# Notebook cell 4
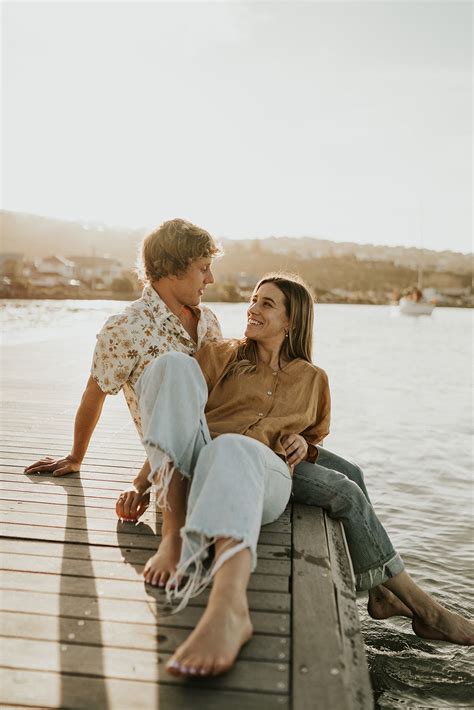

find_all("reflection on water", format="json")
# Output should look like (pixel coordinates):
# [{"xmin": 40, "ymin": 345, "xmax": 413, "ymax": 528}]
[{"xmin": 2, "ymin": 299, "xmax": 473, "ymax": 707}]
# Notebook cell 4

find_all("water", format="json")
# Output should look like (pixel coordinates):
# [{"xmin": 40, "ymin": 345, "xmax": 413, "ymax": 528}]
[{"xmin": 2, "ymin": 299, "xmax": 473, "ymax": 707}]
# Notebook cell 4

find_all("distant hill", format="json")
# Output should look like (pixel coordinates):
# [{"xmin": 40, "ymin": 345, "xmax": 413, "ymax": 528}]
[
  {"xmin": 1, "ymin": 209, "xmax": 472, "ymax": 276},
  {"xmin": 1, "ymin": 210, "xmax": 145, "ymax": 265}
]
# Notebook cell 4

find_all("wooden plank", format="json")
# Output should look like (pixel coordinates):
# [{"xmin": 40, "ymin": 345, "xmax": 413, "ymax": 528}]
[
  {"xmin": 0, "ymin": 538, "xmax": 291, "ymax": 577},
  {"xmin": 0, "ymin": 554, "xmax": 289, "ymax": 592},
  {"xmin": 0, "ymin": 570, "xmax": 291, "ymax": 612},
  {"xmin": 0, "ymin": 589, "xmax": 291, "ymax": 636},
  {"xmin": 0, "ymin": 471, "xmax": 135, "ymax": 490},
  {"xmin": 0, "ymin": 611, "xmax": 291, "ymax": 662},
  {"xmin": 1, "ymin": 447, "xmax": 144, "ymax": 464},
  {"xmin": 0, "ymin": 637, "xmax": 290, "ymax": 693},
  {"xmin": 0, "ymin": 431, "xmax": 144, "ymax": 449},
  {"xmin": 0, "ymin": 498, "xmax": 291, "ymax": 533},
  {"xmin": 0, "ymin": 509, "xmax": 291, "ymax": 545},
  {"xmin": 1, "ymin": 455, "xmax": 144, "ymax": 473},
  {"xmin": 325, "ymin": 517, "xmax": 373, "ymax": 709},
  {"xmin": 0, "ymin": 668, "xmax": 290, "ymax": 710},
  {"xmin": 0, "ymin": 480, "xmax": 133, "ymax": 500},
  {"xmin": 292, "ymin": 504, "xmax": 350, "ymax": 710},
  {"xmin": 0, "ymin": 524, "xmax": 291, "ymax": 561}
]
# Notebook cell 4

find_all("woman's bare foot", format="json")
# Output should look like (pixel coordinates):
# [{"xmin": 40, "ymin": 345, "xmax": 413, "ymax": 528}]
[
  {"xmin": 166, "ymin": 592, "xmax": 253, "ymax": 677},
  {"xmin": 412, "ymin": 607, "xmax": 474, "ymax": 645},
  {"xmin": 143, "ymin": 533, "xmax": 182, "ymax": 587},
  {"xmin": 367, "ymin": 585, "xmax": 413, "ymax": 620}
]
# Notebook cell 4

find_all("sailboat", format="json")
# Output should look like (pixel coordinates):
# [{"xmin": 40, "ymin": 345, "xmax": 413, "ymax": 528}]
[
  {"xmin": 398, "ymin": 292, "xmax": 435, "ymax": 316},
  {"xmin": 396, "ymin": 204, "xmax": 436, "ymax": 317}
]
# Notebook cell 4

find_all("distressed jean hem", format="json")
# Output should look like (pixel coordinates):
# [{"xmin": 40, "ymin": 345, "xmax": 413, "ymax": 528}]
[
  {"xmin": 165, "ymin": 529, "xmax": 254, "ymax": 614},
  {"xmin": 354, "ymin": 552, "xmax": 405, "ymax": 591}
]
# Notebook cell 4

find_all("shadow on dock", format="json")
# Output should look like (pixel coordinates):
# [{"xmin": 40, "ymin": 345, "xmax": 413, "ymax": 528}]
[{"xmin": 59, "ymin": 477, "xmax": 109, "ymax": 709}]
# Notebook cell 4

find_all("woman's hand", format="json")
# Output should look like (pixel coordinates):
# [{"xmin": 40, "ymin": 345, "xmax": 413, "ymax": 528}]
[{"xmin": 281, "ymin": 433, "xmax": 308, "ymax": 469}]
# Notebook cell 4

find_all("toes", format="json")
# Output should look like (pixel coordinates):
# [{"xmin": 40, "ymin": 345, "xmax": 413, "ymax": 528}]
[
  {"xmin": 159, "ymin": 572, "xmax": 170, "ymax": 588},
  {"xmin": 165, "ymin": 659, "xmax": 182, "ymax": 676}
]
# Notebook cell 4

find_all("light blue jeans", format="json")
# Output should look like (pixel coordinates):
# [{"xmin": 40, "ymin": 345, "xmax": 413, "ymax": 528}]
[
  {"xmin": 135, "ymin": 352, "xmax": 292, "ymax": 611},
  {"xmin": 294, "ymin": 450, "xmax": 405, "ymax": 590}
]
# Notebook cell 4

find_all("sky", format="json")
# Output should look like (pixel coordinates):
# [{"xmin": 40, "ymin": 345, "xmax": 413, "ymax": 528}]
[{"xmin": 2, "ymin": 1, "xmax": 472, "ymax": 252}]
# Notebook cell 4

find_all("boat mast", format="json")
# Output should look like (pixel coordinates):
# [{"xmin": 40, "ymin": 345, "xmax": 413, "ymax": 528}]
[{"xmin": 417, "ymin": 202, "xmax": 423, "ymax": 290}]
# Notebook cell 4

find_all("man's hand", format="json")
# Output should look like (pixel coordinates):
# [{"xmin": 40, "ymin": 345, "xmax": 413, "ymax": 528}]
[
  {"xmin": 24, "ymin": 454, "xmax": 82, "ymax": 477},
  {"xmin": 116, "ymin": 485, "xmax": 150, "ymax": 522},
  {"xmin": 281, "ymin": 433, "xmax": 308, "ymax": 469},
  {"xmin": 24, "ymin": 376, "xmax": 107, "ymax": 480}
]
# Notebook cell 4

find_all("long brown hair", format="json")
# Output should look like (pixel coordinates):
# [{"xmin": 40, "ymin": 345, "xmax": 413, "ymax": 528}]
[{"xmin": 224, "ymin": 273, "xmax": 315, "ymax": 379}]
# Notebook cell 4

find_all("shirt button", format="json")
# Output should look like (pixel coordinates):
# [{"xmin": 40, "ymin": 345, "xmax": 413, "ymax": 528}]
[
  {"xmin": 258, "ymin": 412, "xmax": 264, "ymax": 417},
  {"xmin": 272, "ymin": 371, "xmax": 277, "ymax": 376},
  {"xmin": 267, "ymin": 390, "xmax": 273, "ymax": 396}
]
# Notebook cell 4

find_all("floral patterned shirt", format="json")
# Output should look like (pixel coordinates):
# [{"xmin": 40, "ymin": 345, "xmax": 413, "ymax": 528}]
[{"xmin": 91, "ymin": 285, "xmax": 222, "ymax": 435}]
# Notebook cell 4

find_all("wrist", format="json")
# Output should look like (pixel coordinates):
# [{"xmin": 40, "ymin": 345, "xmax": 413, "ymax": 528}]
[
  {"xmin": 132, "ymin": 476, "xmax": 150, "ymax": 494},
  {"xmin": 68, "ymin": 452, "xmax": 84, "ymax": 464}
]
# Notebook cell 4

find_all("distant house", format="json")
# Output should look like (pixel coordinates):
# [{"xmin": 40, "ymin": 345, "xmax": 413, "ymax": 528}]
[
  {"xmin": 69, "ymin": 256, "xmax": 123, "ymax": 288},
  {"xmin": 30, "ymin": 256, "xmax": 75, "ymax": 287},
  {"xmin": 0, "ymin": 253, "xmax": 25, "ymax": 279}
]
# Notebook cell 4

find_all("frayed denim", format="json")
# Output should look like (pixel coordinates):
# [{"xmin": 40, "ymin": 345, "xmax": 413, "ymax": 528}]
[
  {"xmin": 135, "ymin": 352, "xmax": 292, "ymax": 612},
  {"xmin": 294, "ymin": 449, "xmax": 404, "ymax": 591}
]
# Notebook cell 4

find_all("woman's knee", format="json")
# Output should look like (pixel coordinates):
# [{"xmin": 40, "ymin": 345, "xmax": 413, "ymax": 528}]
[
  {"xmin": 347, "ymin": 460, "xmax": 365, "ymax": 489},
  {"xmin": 306, "ymin": 473, "xmax": 366, "ymax": 517}
]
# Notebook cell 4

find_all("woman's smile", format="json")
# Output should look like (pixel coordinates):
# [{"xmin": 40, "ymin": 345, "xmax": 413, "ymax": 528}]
[{"xmin": 247, "ymin": 317, "xmax": 263, "ymax": 327}]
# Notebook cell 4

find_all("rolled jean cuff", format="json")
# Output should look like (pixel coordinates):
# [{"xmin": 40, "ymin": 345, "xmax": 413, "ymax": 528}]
[{"xmin": 354, "ymin": 551, "xmax": 405, "ymax": 591}]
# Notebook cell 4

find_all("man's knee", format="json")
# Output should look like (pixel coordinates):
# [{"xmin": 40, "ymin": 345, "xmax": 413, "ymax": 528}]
[
  {"xmin": 201, "ymin": 434, "xmax": 264, "ymax": 474},
  {"xmin": 149, "ymin": 351, "xmax": 189, "ymax": 371}
]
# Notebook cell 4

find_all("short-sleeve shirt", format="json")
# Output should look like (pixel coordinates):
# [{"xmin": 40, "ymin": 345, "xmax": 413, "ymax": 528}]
[
  {"xmin": 91, "ymin": 285, "xmax": 222, "ymax": 435},
  {"xmin": 194, "ymin": 340, "xmax": 330, "ymax": 463}
]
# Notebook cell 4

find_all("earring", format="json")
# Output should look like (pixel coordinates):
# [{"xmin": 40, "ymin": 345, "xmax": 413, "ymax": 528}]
[{"xmin": 284, "ymin": 330, "xmax": 289, "ymax": 338}]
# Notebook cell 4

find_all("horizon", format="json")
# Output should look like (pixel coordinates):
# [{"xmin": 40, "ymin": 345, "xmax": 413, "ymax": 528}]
[{"xmin": 3, "ymin": 2, "xmax": 472, "ymax": 253}]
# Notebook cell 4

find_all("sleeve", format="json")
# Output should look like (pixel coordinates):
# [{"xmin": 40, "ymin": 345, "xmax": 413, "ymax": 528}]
[
  {"xmin": 90, "ymin": 315, "xmax": 140, "ymax": 395},
  {"xmin": 301, "ymin": 369, "xmax": 331, "ymax": 463}
]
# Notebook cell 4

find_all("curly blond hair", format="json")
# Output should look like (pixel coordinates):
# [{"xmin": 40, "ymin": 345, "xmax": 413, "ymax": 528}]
[{"xmin": 138, "ymin": 218, "xmax": 222, "ymax": 283}]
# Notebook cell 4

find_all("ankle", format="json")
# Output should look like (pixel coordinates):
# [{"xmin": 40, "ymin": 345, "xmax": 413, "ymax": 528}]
[
  {"xmin": 209, "ymin": 587, "xmax": 249, "ymax": 614},
  {"xmin": 161, "ymin": 529, "xmax": 182, "ymax": 541},
  {"xmin": 415, "ymin": 605, "xmax": 443, "ymax": 626}
]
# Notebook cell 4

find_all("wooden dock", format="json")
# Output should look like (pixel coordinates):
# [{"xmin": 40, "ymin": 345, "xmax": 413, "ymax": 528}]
[{"xmin": 0, "ymin": 331, "xmax": 372, "ymax": 709}]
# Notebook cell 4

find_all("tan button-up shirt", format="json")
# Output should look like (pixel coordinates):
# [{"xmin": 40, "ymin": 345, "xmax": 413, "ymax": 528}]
[
  {"xmin": 91, "ymin": 285, "xmax": 222, "ymax": 435},
  {"xmin": 194, "ymin": 340, "xmax": 330, "ymax": 463}
]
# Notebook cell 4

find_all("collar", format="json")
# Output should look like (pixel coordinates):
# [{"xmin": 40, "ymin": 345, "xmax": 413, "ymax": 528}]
[{"xmin": 141, "ymin": 284, "xmax": 202, "ymax": 326}]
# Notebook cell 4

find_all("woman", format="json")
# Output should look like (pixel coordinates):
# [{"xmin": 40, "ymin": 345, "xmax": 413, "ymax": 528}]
[{"xmin": 136, "ymin": 273, "xmax": 473, "ymax": 679}]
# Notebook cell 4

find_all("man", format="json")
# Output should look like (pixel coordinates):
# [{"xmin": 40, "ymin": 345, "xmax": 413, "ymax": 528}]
[{"xmin": 25, "ymin": 218, "xmax": 222, "ymax": 520}]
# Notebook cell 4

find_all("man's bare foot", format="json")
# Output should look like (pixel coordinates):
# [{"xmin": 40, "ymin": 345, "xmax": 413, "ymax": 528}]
[
  {"xmin": 143, "ymin": 533, "xmax": 182, "ymax": 587},
  {"xmin": 166, "ymin": 593, "xmax": 253, "ymax": 677},
  {"xmin": 367, "ymin": 585, "xmax": 413, "ymax": 620},
  {"xmin": 412, "ymin": 607, "xmax": 474, "ymax": 645}
]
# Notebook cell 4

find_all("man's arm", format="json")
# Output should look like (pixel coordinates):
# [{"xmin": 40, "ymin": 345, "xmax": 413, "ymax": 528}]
[{"xmin": 24, "ymin": 376, "xmax": 107, "ymax": 476}]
